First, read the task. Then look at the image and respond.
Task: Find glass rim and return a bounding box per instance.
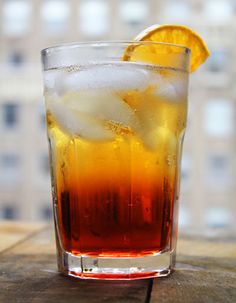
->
[41,40,191,56]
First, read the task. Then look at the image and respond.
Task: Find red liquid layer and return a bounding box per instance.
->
[56,175,175,256]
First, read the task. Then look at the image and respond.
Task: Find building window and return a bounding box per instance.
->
[209,155,228,172]
[203,0,233,24]
[206,207,232,228]
[163,1,191,23]
[206,50,228,73]
[2,0,31,36]
[8,51,24,68]
[206,154,231,190]
[1,206,17,220]
[79,0,109,37]
[41,206,53,221]
[0,154,20,185]
[41,0,70,34]
[2,103,19,128]
[119,0,149,26]
[204,100,234,137]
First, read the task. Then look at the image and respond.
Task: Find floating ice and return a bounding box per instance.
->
[154,76,188,101]
[47,100,115,141]
[44,70,58,91]
[56,63,157,95]
[44,70,64,95]
[61,90,139,129]
[45,63,187,144]
[47,89,140,140]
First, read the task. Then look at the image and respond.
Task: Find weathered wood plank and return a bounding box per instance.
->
[151,242,236,303]
[0,255,150,303]
[151,256,236,303]
[0,221,46,253]
[0,223,236,303]
[0,226,150,303]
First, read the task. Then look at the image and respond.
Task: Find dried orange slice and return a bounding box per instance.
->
[123,24,210,72]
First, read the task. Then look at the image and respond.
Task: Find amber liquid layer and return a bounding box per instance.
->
[46,69,187,257]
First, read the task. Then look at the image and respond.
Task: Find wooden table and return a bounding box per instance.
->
[0,221,235,303]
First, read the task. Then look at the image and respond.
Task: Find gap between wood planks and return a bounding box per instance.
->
[144,278,154,303]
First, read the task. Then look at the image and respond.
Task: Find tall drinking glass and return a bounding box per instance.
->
[41,42,190,280]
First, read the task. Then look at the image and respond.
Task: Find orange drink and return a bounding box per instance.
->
[42,26,209,279]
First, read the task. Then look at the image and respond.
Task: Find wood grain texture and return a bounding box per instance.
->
[151,256,236,303]
[0,226,150,303]
[0,223,235,303]
[0,253,150,303]
[0,221,46,253]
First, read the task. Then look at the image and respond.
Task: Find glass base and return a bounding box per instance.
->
[57,250,174,280]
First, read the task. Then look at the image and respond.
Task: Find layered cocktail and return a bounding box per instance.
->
[42,26,209,279]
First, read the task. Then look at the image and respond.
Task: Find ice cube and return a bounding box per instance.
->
[60,90,140,130]
[44,70,59,91]
[56,63,155,95]
[47,100,115,141]
[154,76,188,102]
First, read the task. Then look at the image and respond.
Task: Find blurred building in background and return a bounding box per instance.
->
[0,0,235,237]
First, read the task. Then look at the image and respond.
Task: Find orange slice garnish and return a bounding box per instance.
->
[123,24,210,72]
